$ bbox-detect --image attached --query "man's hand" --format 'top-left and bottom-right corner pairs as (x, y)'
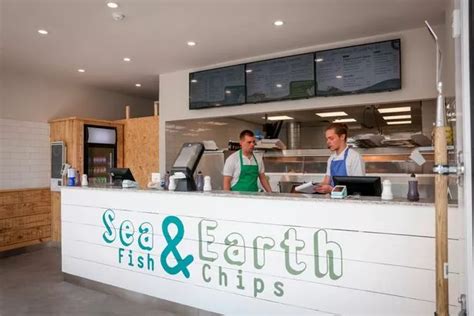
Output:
(315, 184), (333, 194)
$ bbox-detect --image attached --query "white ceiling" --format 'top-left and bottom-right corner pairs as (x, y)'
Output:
(1, 0), (447, 100)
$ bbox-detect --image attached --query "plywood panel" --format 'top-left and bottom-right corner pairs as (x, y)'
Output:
(0, 188), (51, 251)
(51, 191), (61, 241)
(117, 116), (159, 188)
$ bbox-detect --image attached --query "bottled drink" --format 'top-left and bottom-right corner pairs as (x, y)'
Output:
(195, 171), (204, 191)
(164, 171), (170, 190)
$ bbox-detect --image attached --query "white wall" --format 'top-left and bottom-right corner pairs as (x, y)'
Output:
(159, 26), (451, 172)
(0, 69), (155, 122)
(0, 119), (50, 189)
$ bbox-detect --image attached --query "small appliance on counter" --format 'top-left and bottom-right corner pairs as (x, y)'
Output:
(331, 185), (348, 199)
(171, 143), (205, 191)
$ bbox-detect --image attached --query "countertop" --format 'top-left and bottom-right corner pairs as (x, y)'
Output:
(62, 185), (457, 207)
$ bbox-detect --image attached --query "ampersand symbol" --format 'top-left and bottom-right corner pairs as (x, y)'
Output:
(160, 215), (194, 278)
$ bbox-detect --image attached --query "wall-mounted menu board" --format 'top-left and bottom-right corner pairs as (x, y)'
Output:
(246, 53), (315, 103)
(315, 39), (401, 96)
(189, 65), (245, 109)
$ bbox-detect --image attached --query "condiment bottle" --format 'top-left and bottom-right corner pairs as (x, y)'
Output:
(195, 171), (204, 191)
(407, 173), (419, 201)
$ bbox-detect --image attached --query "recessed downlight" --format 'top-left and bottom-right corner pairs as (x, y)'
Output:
(315, 58), (324, 62)
(107, 2), (119, 8)
(123, 57), (131, 62)
(273, 20), (284, 26)
(191, 79), (198, 83)
(135, 83), (142, 87)
(77, 69), (85, 73)
(275, 83), (283, 88)
(38, 29), (48, 35)
(187, 41), (196, 46)
(336, 75), (343, 79)
(246, 69), (253, 73)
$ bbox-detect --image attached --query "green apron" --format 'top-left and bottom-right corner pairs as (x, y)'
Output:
(231, 150), (259, 192)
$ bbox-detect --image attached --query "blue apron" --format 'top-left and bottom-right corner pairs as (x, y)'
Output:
(330, 147), (350, 186)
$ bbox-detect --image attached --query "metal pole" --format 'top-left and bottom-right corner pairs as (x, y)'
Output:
(425, 20), (449, 316)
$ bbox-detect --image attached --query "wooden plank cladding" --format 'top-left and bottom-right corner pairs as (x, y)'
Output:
(0, 188), (51, 252)
(116, 116), (159, 188)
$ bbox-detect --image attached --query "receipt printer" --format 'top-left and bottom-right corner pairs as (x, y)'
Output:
(331, 185), (347, 199)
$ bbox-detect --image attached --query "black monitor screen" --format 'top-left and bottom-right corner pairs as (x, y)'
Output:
(189, 65), (246, 109)
(171, 143), (205, 177)
(332, 176), (382, 197)
(110, 168), (135, 182)
(246, 53), (315, 103)
(315, 39), (401, 96)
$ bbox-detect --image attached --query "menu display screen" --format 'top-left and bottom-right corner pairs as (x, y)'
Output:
(315, 39), (401, 96)
(189, 65), (246, 109)
(246, 53), (315, 103)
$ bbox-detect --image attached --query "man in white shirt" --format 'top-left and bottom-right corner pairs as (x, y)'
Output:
(223, 130), (272, 192)
(315, 123), (365, 194)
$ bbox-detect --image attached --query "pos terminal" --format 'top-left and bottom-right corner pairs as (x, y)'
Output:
(171, 143), (205, 191)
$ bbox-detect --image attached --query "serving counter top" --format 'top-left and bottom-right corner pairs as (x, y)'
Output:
(65, 185), (456, 207)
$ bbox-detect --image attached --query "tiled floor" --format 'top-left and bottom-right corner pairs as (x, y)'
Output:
(0, 247), (184, 315)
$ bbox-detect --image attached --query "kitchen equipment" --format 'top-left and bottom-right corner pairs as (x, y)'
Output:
(353, 134), (385, 148)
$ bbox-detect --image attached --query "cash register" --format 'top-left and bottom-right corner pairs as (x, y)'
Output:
(171, 143), (205, 191)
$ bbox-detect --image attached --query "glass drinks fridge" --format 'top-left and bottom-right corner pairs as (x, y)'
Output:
(84, 125), (117, 185)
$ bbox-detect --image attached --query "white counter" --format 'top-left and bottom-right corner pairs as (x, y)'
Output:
(61, 187), (463, 315)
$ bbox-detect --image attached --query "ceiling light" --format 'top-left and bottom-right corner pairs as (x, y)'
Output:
(316, 111), (348, 117)
(107, 2), (119, 8)
(135, 83), (141, 87)
(336, 75), (343, 79)
(333, 118), (356, 123)
(275, 83), (283, 88)
(383, 114), (412, 120)
(123, 57), (131, 62)
(377, 106), (411, 113)
(191, 79), (198, 83)
(225, 90), (231, 94)
(274, 20), (284, 26)
(386, 120), (412, 125)
(38, 29), (48, 35)
(246, 69), (253, 73)
(187, 41), (196, 46)
(315, 58), (324, 62)
(262, 115), (294, 121)
(77, 69), (85, 73)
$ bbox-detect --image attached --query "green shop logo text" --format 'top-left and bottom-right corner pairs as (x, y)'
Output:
(101, 209), (343, 299)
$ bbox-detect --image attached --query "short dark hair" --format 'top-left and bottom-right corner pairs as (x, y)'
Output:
(326, 123), (348, 140)
(239, 129), (254, 140)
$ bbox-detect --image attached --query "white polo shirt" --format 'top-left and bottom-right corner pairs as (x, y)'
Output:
(325, 146), (365, 177)
(223, 151), (265, 187)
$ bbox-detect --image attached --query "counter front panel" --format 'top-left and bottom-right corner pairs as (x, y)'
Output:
(61, 188), (462, 315)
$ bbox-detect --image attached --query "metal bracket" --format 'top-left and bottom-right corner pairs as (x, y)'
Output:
(433, 164), (456, 175)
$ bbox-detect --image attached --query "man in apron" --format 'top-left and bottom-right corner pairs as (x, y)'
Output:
(315, 123), (365, 194)
(223, 130), (272, 192)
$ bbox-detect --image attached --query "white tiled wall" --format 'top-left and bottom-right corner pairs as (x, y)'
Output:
(0, 119), (50, 189)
